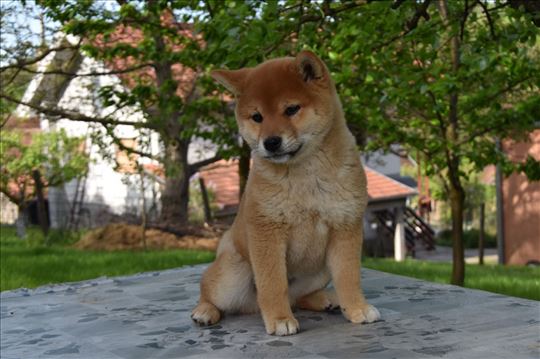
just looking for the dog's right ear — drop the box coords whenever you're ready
[295,50,326,83]
[210,68,250,96]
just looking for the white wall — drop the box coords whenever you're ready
[15,40,220,228]
[39,55,162,228]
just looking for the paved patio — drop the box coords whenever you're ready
[1,265,538,359]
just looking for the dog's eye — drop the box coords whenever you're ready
[285,105,301,117]
[251,112,263,123]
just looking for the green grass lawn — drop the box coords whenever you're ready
[0,226,215,291]
[1,226,538,301]
[363,257,540,301]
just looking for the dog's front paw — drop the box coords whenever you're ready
[343,304,380,324]
[265,315,300,336]
[191,302,221,326]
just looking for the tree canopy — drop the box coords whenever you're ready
[1,0,538,284]
[0,128,89,207]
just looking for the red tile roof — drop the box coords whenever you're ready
[199,160,240,208]
[364,167,416,201]
[199,159,416,208]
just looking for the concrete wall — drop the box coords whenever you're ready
[503,130,540,265]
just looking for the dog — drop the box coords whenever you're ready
[191,50,380,336]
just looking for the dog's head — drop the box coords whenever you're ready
[211,51,339,164]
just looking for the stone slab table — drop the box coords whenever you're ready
[1,265,539,358]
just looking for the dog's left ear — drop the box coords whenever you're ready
[295,50,326,83]
[210,68,250,96]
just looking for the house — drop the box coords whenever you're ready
[498,129,540,265]
[11,33,217,229]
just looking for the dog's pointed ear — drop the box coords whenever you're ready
[210,68,250,95]
[295,50,326,83]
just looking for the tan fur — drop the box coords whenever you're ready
[191,51,380,335]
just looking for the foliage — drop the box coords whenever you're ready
[426,162,498,233]
[363,257,540,301]
[2,1,232,223]
[0,69,34,124]
[199,0,539,285]
[344,2,539,179]
[436,228,497,248]
[188,176,217,224]
[0,129,89,206]
[0,225,215,291]
[0,1,54,123]
[2,1,538,284]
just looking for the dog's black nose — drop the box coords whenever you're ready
[263,136,282,152]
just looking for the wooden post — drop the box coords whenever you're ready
[394,207,406,262]
[138,168,147,251]
[32,169,49,237]
[495,138,505,265]
[478,203,485,265]
[199,177,212,223]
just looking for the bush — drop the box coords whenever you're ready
[436,228,497,249]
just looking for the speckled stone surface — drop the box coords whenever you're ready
[1,265,539,359]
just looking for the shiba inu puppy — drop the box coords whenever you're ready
[191,50,380,336]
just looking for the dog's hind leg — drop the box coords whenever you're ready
[191,300,221,326]
[192,234,257,326]
[297,289,339,312]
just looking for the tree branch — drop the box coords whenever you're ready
[461,76,533,115]
[0,43,81,73]
[477,0,497,39]
[372,0,434,51]
[459,0,472,41]
[406,0,432,31]
[1,94,157,129]
[2,66,23,88]
[298,0,368,24]
[188,155,222,175]
[204,0,214,18]
[101,123,157,159]
[14,63,154,77]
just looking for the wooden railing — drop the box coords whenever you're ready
[404,207,435,250]
[372,206,436,257]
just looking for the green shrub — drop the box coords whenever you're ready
[436,228,497,248]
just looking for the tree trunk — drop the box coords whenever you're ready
[478,203,485,265]
[32,169,49,237]
[15,206,27,239]
[238,142,251,199]
[198,177,212,223]
[449,184,465,286]
[160,138,190,225]
[138,168,148,250]
[439,0,466,286]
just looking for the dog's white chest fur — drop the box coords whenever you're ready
[255,156,365,274]
[260,160,365,226]
[287,216,329,274]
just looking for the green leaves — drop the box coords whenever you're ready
[0,129,90,204]
[30,0,539,183]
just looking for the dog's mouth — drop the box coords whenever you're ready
[264,144,303,161]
